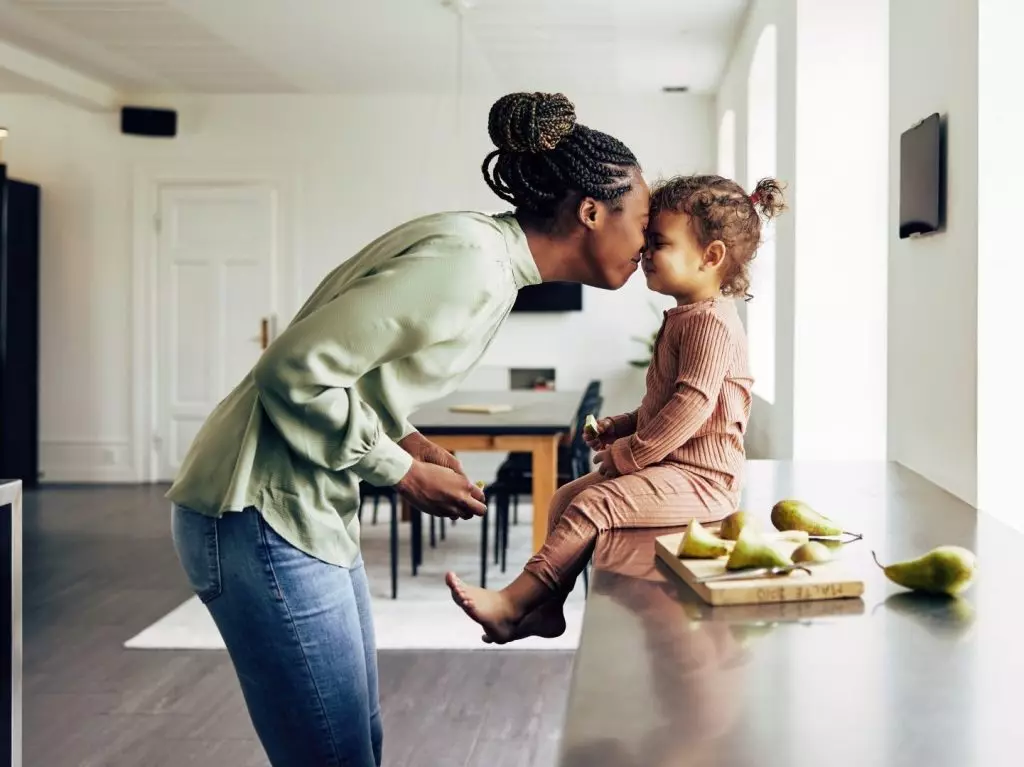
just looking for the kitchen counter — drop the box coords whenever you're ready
[557,461,1021,767]
[0,480,21,767]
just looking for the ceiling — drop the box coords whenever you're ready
[0,0,749,97]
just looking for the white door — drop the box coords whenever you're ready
[155,183,278,481]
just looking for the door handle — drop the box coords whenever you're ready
[260,318,269,350]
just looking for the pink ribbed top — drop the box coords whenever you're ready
[608,297,753,494]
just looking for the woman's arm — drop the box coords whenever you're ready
[252,251,498,488]
[608,313,732,475]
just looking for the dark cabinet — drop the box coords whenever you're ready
[0,165,40,487]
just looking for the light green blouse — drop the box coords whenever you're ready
[166,211,541,566]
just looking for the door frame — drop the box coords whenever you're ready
[131,164,302,483]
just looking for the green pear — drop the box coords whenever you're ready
[791,541,832,564]
[725,528,792,571]
[677,519,730,559]
[719,510,754,541]
[882,592,976,641]
[584,414,599,436]
[770,499,860,539]
[770,530,810,545]
[728,621,779,649]
[872,546,977,595]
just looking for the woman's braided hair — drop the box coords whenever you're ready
[482,92,640,220]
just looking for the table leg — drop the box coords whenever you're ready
[530,434,560,552]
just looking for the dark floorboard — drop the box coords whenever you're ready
[22,485,572,766]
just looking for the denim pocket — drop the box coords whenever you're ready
[171,505,223,604]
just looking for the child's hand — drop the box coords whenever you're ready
[593,449,621,479]
[583,417,615,451]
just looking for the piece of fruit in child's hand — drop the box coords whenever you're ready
[475,480,486,489]
[584,414,599,435]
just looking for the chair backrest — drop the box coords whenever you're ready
[571,395,602,477]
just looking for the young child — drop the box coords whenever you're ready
[447,174,786,644]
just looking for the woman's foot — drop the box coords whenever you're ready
[445,572,520,644]
[482,600,566,643]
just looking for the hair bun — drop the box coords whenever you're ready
[487,92,577,154]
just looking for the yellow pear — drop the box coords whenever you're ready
[719,510,754,541]
[872,546,976,596]
[770,499,860,539]
[725,528,792,570]
[677,519,731,559]
[791,541,832,564]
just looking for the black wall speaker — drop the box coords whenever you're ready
[120,106,177,138]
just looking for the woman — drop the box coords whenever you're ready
[168,91,650,767]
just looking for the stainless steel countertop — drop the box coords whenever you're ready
[558,461,1020,767]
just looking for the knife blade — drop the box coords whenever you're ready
[697,564,813,583]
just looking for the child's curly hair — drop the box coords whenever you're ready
[649,174,786,300]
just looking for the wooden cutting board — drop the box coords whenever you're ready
[654,532,865,606]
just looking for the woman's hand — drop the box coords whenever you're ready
[394,461,487,520]
[583,417,615,451]
[399,431,467,478]
[593,449,621,479]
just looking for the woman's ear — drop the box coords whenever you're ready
[704,240,727,269]
[577,197,602,230]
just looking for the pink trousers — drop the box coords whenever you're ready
[523,465,736,591]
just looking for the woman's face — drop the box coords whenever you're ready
[586,168,651,289]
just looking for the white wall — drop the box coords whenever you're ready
[0,90,713,482]
[716,0,889,463]
[977,0,1024,528]
[792,0,888,461]
[717,0,798,460]
[888,0,979,505]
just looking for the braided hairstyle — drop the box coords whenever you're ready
[482,92,640,224]
[650,174,786,300]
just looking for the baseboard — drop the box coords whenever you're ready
[39,439,136,484]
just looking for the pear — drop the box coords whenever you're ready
[584,414,599,436]
[677,519,731,559]
[728,621,779,647]
[872,546,977,596]
[771,530,810,545]
[770,499,861,539]
[725,528,792,571]
[719,510,754,541]
[791,541,832,564]
[881,592,976,641]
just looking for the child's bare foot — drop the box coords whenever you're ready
[482,600,566,643]
[445,572,520,644]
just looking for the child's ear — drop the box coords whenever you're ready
[704,240,727,269]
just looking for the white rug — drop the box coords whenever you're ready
[126,494,584,652]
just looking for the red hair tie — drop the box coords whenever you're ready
[750,191,761,204]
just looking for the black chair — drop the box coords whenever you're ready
[485,395,602,594]
[358,483,400,599]
[499,380,602,525]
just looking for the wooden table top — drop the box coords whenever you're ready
[409,389,583,436]
[558,460,1019,767]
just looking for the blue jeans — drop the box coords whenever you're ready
[171,505,382,767]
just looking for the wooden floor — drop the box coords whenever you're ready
[22,485,572,767]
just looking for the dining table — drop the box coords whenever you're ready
[409,388,583,551]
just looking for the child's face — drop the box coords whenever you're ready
[642,211,724,301]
